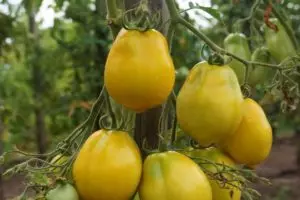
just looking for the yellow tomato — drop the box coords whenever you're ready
[222,98,273,166]
[72,129,142,200]
[176,61,243,147]
[186,148,241,200]
[104,28,175,113]
[139,151,212,200]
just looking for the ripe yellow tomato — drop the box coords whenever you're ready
[104,28,175,113]
[72,129,142,200]
[176,61,243,147]
[139,151,212,200]
[186,147,241,200]
[221,98,273,166]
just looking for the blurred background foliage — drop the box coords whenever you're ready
[0,0,299,160]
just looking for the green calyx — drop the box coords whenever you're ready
[208,53,226,66]
[122,0,161,32]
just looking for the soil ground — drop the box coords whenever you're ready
[2,137,300,200]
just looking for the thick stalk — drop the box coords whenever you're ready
[106,0,122,38]
[27,1,48,155]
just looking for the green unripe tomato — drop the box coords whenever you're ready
[46,183,79,200]
[249,47,276,86]
[224,33,252,84]
[264,18,297,63]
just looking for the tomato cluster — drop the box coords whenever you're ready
[57,28,273,200]
[224,18,297,86]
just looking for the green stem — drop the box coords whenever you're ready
[166,24,175,50]
[251,61,282,69]
[170,92,177,145]
[234,0,261,32]
[106,0,122,38]
[165,0,180,22]
[269,1,299,50]
[103,87,117,129]
[67,88,105,142]
[177,16,250,66]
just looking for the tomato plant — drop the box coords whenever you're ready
[1,1,299,200]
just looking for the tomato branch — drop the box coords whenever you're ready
[165,0,284,71]
[106,0,123,38]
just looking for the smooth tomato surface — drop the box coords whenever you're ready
[73,129,142,200]
[139,151,212,200]
[222,98,273,166]
[177,61,243,147]
[104,28,175,113]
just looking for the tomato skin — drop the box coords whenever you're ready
[264,18,297,63]
[72,129,142,200]
[186,148,241,200]
[249,47,275,86]
[46,183,79,200]
[224,33,252,84]
[139,151,212,200]
[104,28,175,113]
[176,61,243,147]
[221,98,273,166]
